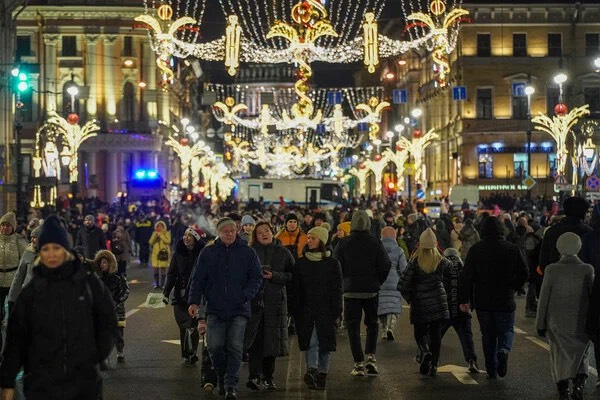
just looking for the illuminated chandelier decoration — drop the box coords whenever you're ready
[348,147,409,196]
[402,0,468,86]
[532,104,590,180]
[396,128,439,186]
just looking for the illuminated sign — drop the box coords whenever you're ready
[478,184,527,191]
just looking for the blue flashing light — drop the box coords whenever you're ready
[147,171,157,178]
[135,170,146,179]
[133,169,159,180]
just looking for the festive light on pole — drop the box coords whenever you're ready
[362,12,379,73]
[224,15,242,76]
[396,128,439,186]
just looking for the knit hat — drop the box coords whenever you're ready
[313,212,326,222]
[285,213,299,223]
[84,214,95,223]
[563,196,590,219]
[0,212,17,231]
[443,247,460,258]
[320,222,331,232]
[556,232,582,256]
[337,221,351,236]
[228,213,242,222]
[185,225,205,241]
[38,215,71,250]
[74,246,86,258]
[351,210,371,231]
[419,228,437,249]
[308,226,329,245]
[216,217,237,234]
[407,213,419,224]
[30,225,42,238]
[241,215,256,226]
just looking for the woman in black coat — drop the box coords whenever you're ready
[400,228,450,377]
[163,226,205,364]
[244,222,294,391]
[291,226,343,391]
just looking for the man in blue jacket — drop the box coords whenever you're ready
[188,217,263,400]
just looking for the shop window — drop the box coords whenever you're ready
[478,154,493,179]
[513,154,528,178]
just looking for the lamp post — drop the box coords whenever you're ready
[66,85,78,113]
[525,84,535,199]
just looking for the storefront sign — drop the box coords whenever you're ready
[477,184,527,191]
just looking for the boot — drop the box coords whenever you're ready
[557,380,570,400]
[317,373,327,390]
[571,374,586,400]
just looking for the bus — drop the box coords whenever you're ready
[236,178,345,209]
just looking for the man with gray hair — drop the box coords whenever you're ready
[188,217,263,399]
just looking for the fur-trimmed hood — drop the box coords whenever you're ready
[94,250,118,274]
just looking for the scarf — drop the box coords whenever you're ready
[304,250,331,262]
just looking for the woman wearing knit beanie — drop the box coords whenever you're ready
[290,226,342,390]
[0,215,117,399]
[399,227,451,377]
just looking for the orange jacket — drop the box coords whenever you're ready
[275,228,307,259]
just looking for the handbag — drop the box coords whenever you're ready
[157,247,169,261]
[168,287,187,305]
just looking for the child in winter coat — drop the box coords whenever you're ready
[441,248,480,374]
[94,250,130,363]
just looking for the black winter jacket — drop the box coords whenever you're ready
[539,216,592,272]
[244,240,294,357]
[163,239,205,304]
[0,258,116,399]
[459,218,529,312]
[75,226,106,259]
[333,231,391,294]
[291,255,343,352]
[400,257,451,324]
[442,255,471,319]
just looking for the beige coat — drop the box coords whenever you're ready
[0,233,28,288]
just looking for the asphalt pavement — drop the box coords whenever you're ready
[103,262,598,400]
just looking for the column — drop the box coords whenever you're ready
[152,152,159,170]
[43,34,59,112]
[106,150,118,202]
[103,35,118,119]
[132,151,141,172]
[85,35,100,118]
[88,151,97,197]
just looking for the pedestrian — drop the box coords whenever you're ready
[458,218,480,260]
[536,232,594,400]
[149,220,171,289]
[459,216,528,379]
[111,226,130,277]
[188,217,263,400]
[244,222,294,391]
[331,221,351,250]
[163,225,205,365]
[434,219,452,251]
[399,228,451,377]
[240,215,256,243]
[94,250,130,364]
[300,212,313,233]
[291,226,343,390]
[0,212,28,330]
[275,213,307,261]
[540,196,591,273]
[0,215,116,399]
[135,213,153,268]
[441,248,479,373]
[75,214,106,259]
[582,205,600,387]
[333,210,391,377]
[7,225,41,312]
[378,226,407,341]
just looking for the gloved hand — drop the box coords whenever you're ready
[162,296,169,305]
[537,329,546,337]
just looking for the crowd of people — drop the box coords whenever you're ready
[0,193,598,400]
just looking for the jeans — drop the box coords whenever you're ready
[413,319,444,366]
[139,243,150,264]
[476,310,515,375]
[206,314,248,389]
[525,280,538,313]
[344,296,379,362]
[305,326,331,373]
[113,327,125,353]
[248,316,276,380]
[441,318,477,362]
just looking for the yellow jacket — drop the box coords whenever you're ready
[275,228,307,259]
[149,221,171,268]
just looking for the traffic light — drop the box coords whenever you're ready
[11,67,30,92]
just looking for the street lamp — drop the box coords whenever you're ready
[411,108,423,119]
[525,84,535,199]
[594,57,600,72]
[553,73,567,102]
[60,146,71,167]
[66,85,78,113]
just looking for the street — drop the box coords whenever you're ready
[103,262,596,400]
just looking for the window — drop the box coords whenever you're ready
[547,33,562,57]
[122,82,136,126]
[584,87,600,118]
[476,88,493,119]
[549,154,557,178]
[123,36,133,57]
[61,36,77,57]
[513,33,527,57]
[512,95,528,119]
[513,154,528,178]
[585,33,600,57]
[546,87,560,114]
[477,34,491,57]
[16,36,31,60]
[478,154,493,179]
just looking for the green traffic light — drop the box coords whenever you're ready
[17,81,28,91]
[18,73,27,81]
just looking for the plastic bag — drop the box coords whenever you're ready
[144,292,166,308]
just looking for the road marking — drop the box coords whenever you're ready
[437,364,479,384]
[162,340,181,345]
[526,336,598,376]
[514,327,527,334]
[125,308,140,318]
[137,303,147,308]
